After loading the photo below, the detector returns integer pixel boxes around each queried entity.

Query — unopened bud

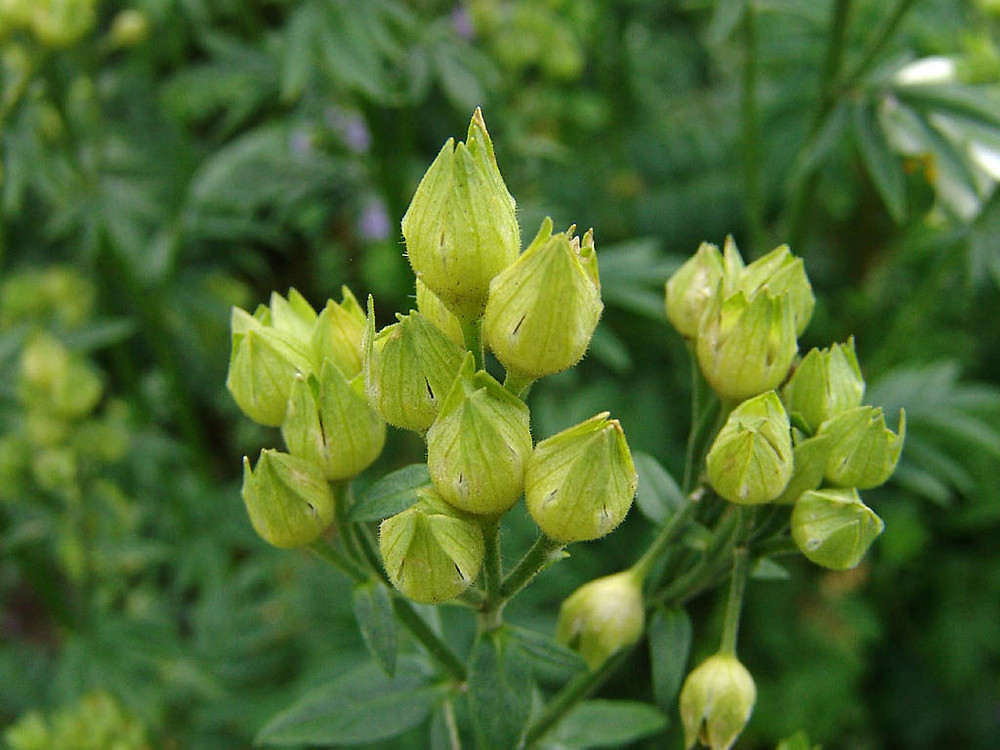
[665,241,725,339]
[401,108,520,320]
[791,488,884,570]
[311,286,366,379]
[362,297,465,432]
[781,338,865,432]
[427,355,532,515]
[267,288,317,350]
[706,392,793,505]
[525,412,637,542]
[19,333,103,420]
[379,487,485,603]
[416,278,464,348]
[696,289,797,403]
[818,406,905,489]
[241,449,334,549]
[108,9,149,48]
[556,570,644,670]
[738,245,815,335]
[772,432,830,505]
[679,653,756,750]
[484,218,602,378]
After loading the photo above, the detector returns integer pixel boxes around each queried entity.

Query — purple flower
[451,6,474,41]
[325,107,371,153]
[358,197,392,241]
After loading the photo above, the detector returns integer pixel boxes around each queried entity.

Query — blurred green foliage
[1,0,998,748]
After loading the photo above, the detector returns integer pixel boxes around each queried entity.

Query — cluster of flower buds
[666,241,905,571]
[228,287,386,549]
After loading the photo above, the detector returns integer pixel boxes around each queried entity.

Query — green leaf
[633,452,685,525]
[507,626,587,675]
[706,0,746,47]
[255,657,441,746]
[751,557,791,580]
[353,582,398,676]
[59,319,137,352]
[467,629,533,750]
[349,464,431,521]
[543,700,668,748]
[895,84,1000,130]
[648,607,691,712]
[854,99,906,223]
[968,190,1000,289]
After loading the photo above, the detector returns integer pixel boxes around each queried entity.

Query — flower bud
[696,289,798,403]
[379,487,485,603]
[706,391,793,505]
[108,9,149,48]
[427,355,532,514]
[19,333,102,420]
[679,653,757,750]
[772,432,830,505]
[362,297,465,432]
[241,449,334,549]
[416,278,464,348]
[401,108,520,320]
[665,241,726,339]
[781,338,865,433]
[226,307,315,426]
[311,286,366,379]
[791,488,884,570]
[483,218,603,378]
[267,288,318,350]
[556,570,644,670]
[817,406,905,489]
[282,361,386,480]
[525,412,637,542]
[738,245,815,335]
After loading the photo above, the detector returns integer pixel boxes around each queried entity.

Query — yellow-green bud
[696,289,798,403]
[772,432,830,505]
[706,392,793,505]
[525,412,637,542]
[379,487,485,603]
[679,653,756,750]
[791,488,884,570]
[226,307,315,426]
[427,355,532,515]
[415,278,464,348]
[362,297,465,432]
[781,338,865,433]
[738,245,815,336]
[19,333,103,420]
[311,286,366,379]
[281,361,386,480]
[817,406,905,489]
[267,288,318,350]
[241,449,334,549]
[26,0,97,47]
[665,241,726,339]
[401,108,520,320]
[483,218,603,378]
[108,9,149,48]
[556,569,644,670]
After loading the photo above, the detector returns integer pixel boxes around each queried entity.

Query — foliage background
[1,0,998,747]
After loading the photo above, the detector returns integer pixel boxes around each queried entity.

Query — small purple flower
[289,128,313,156]
[358,197,392,242]
[325,107,371,153]
[451,5,474,41]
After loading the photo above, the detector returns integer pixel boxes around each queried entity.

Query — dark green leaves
[541,700,668,749]
[353,582,398,675]
[467,629,533,750]
[634,452,685,525]
[349,463,431,522]
[854,99,907,224]
[648,607,692,712]
[255,658,443,746]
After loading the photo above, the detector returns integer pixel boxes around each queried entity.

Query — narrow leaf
[545,700,668,748]
[507,626,587,674]
[634,452,685,525]
[353,582,398,676]
[751,557,791,580]
[648,607,692,712]
[467,629,533,750]
[349,463,431,521]
[854,99,906,223]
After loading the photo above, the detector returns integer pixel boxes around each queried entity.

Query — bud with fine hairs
[679,653,757,750]
[818,405,905,489]
[781,338,865,433]
[556,569,644,670]
[791,487,884,570]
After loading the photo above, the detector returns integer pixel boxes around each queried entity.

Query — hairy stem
[478,516,504,630]
[460,316,485,371]
[719,546,751,656]
[630,491,701,581]
[500,533,565,599]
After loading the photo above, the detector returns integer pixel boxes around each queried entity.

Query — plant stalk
[500,533,565,599]
[460,316,485,371]
[392,598,468,684]
[719,546,751,656]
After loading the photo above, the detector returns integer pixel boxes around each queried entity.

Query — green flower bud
[281,361,386,480]
[379,487,485,603]
[401,108,520,320]
[679,653,757,750]
[311,286,366,379]
[818,406,905,489]
[556,569,644,670]
[427,355,532,514]
[706,392,794,505]
[226,307,315,426]
[772,432,830,505]
[362,297,465,432]
[665,241,726,339]
[696,289,798,403]
[738,245,815,335]
[19,333,102,420]
[108,9,149,48]
[416,278,464,348]
[241,449,334,549]
[267,288,318,349]
[781,338,865,433]
[791,487,884,570]
[483,218,603,378]
[525,412,637,542]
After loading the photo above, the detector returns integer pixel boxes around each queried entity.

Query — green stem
[719,547,750,656]
[741,1,764,254]
[479,516,504,630]
[392,598,468,684]
[630,491,701,581]
[443,698,463,750]
[332,480,364,568]
[307,539,370,583]
[682,346,719,493]
[651,506,742,607]
[752,535,799,559]
[500,534,565,599]
[460,317,485,371]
